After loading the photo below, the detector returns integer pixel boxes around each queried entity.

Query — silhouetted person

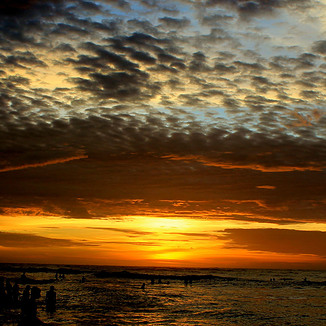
[151,278,154,285]
[0,277,5,311]
[19,286,44,326]
[5,280,13,307]
[45,286,56,313]
[20,272,27,283]
[21,285,30,316]
[141,283,146,290]
[81,276,86,283]
[13,282,20,306]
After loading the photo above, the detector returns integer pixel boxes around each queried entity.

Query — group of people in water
[0,275,56,325]
[140,276,193,290]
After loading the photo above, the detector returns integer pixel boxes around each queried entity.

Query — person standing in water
[19,286,44,326]
[45,286,56,313]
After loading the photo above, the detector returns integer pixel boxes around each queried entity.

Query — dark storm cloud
[220,228,326,257]
[0,231,92,248]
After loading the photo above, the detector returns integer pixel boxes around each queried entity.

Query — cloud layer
[1,0,326,266]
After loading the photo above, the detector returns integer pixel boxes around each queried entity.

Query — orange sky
[1,211,326,269]
[1,0,326,269]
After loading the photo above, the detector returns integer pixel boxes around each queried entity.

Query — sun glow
[1,211,326,268]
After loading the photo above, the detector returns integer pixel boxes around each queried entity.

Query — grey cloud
[204,0,315,18]
[3,52,47,69]
[2,113,326,174]
[130,51,156,64]
[149,64,178,73]
[125,32,165,47]
[127,19,160,35]
[201,13,234,26]
[85,43,140,71]
[78,0,103,12]
[66,54,106,70]
[0,1,65,18]
[51,23,89,36]
[54,43,77,52]
[170,61,186,70]
[70,70,160,101]
[158,53,182,63]
[252,76,273,86]
[312,40,326,55]
[214,63,237,74]
[300,90,320,99]
[106,39,158,65]
[100,0,131,10]
[158,16,191,29]
[5,75,30,86]
[233,60,266,72]
[189,51,212,72]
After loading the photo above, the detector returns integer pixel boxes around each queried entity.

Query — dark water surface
[1,265,326,325]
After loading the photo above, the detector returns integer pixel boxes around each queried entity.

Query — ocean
[1,265,326,325]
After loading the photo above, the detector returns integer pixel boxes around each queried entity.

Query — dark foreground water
[1,265,326,325]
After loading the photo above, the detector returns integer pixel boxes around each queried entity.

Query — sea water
[1,265,326,325]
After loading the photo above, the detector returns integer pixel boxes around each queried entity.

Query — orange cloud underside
[0,154,88,173]
[162,154,324,172]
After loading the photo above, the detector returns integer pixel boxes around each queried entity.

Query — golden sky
[1,0,326,269]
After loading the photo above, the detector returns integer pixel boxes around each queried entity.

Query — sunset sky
[1,0,326,269]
